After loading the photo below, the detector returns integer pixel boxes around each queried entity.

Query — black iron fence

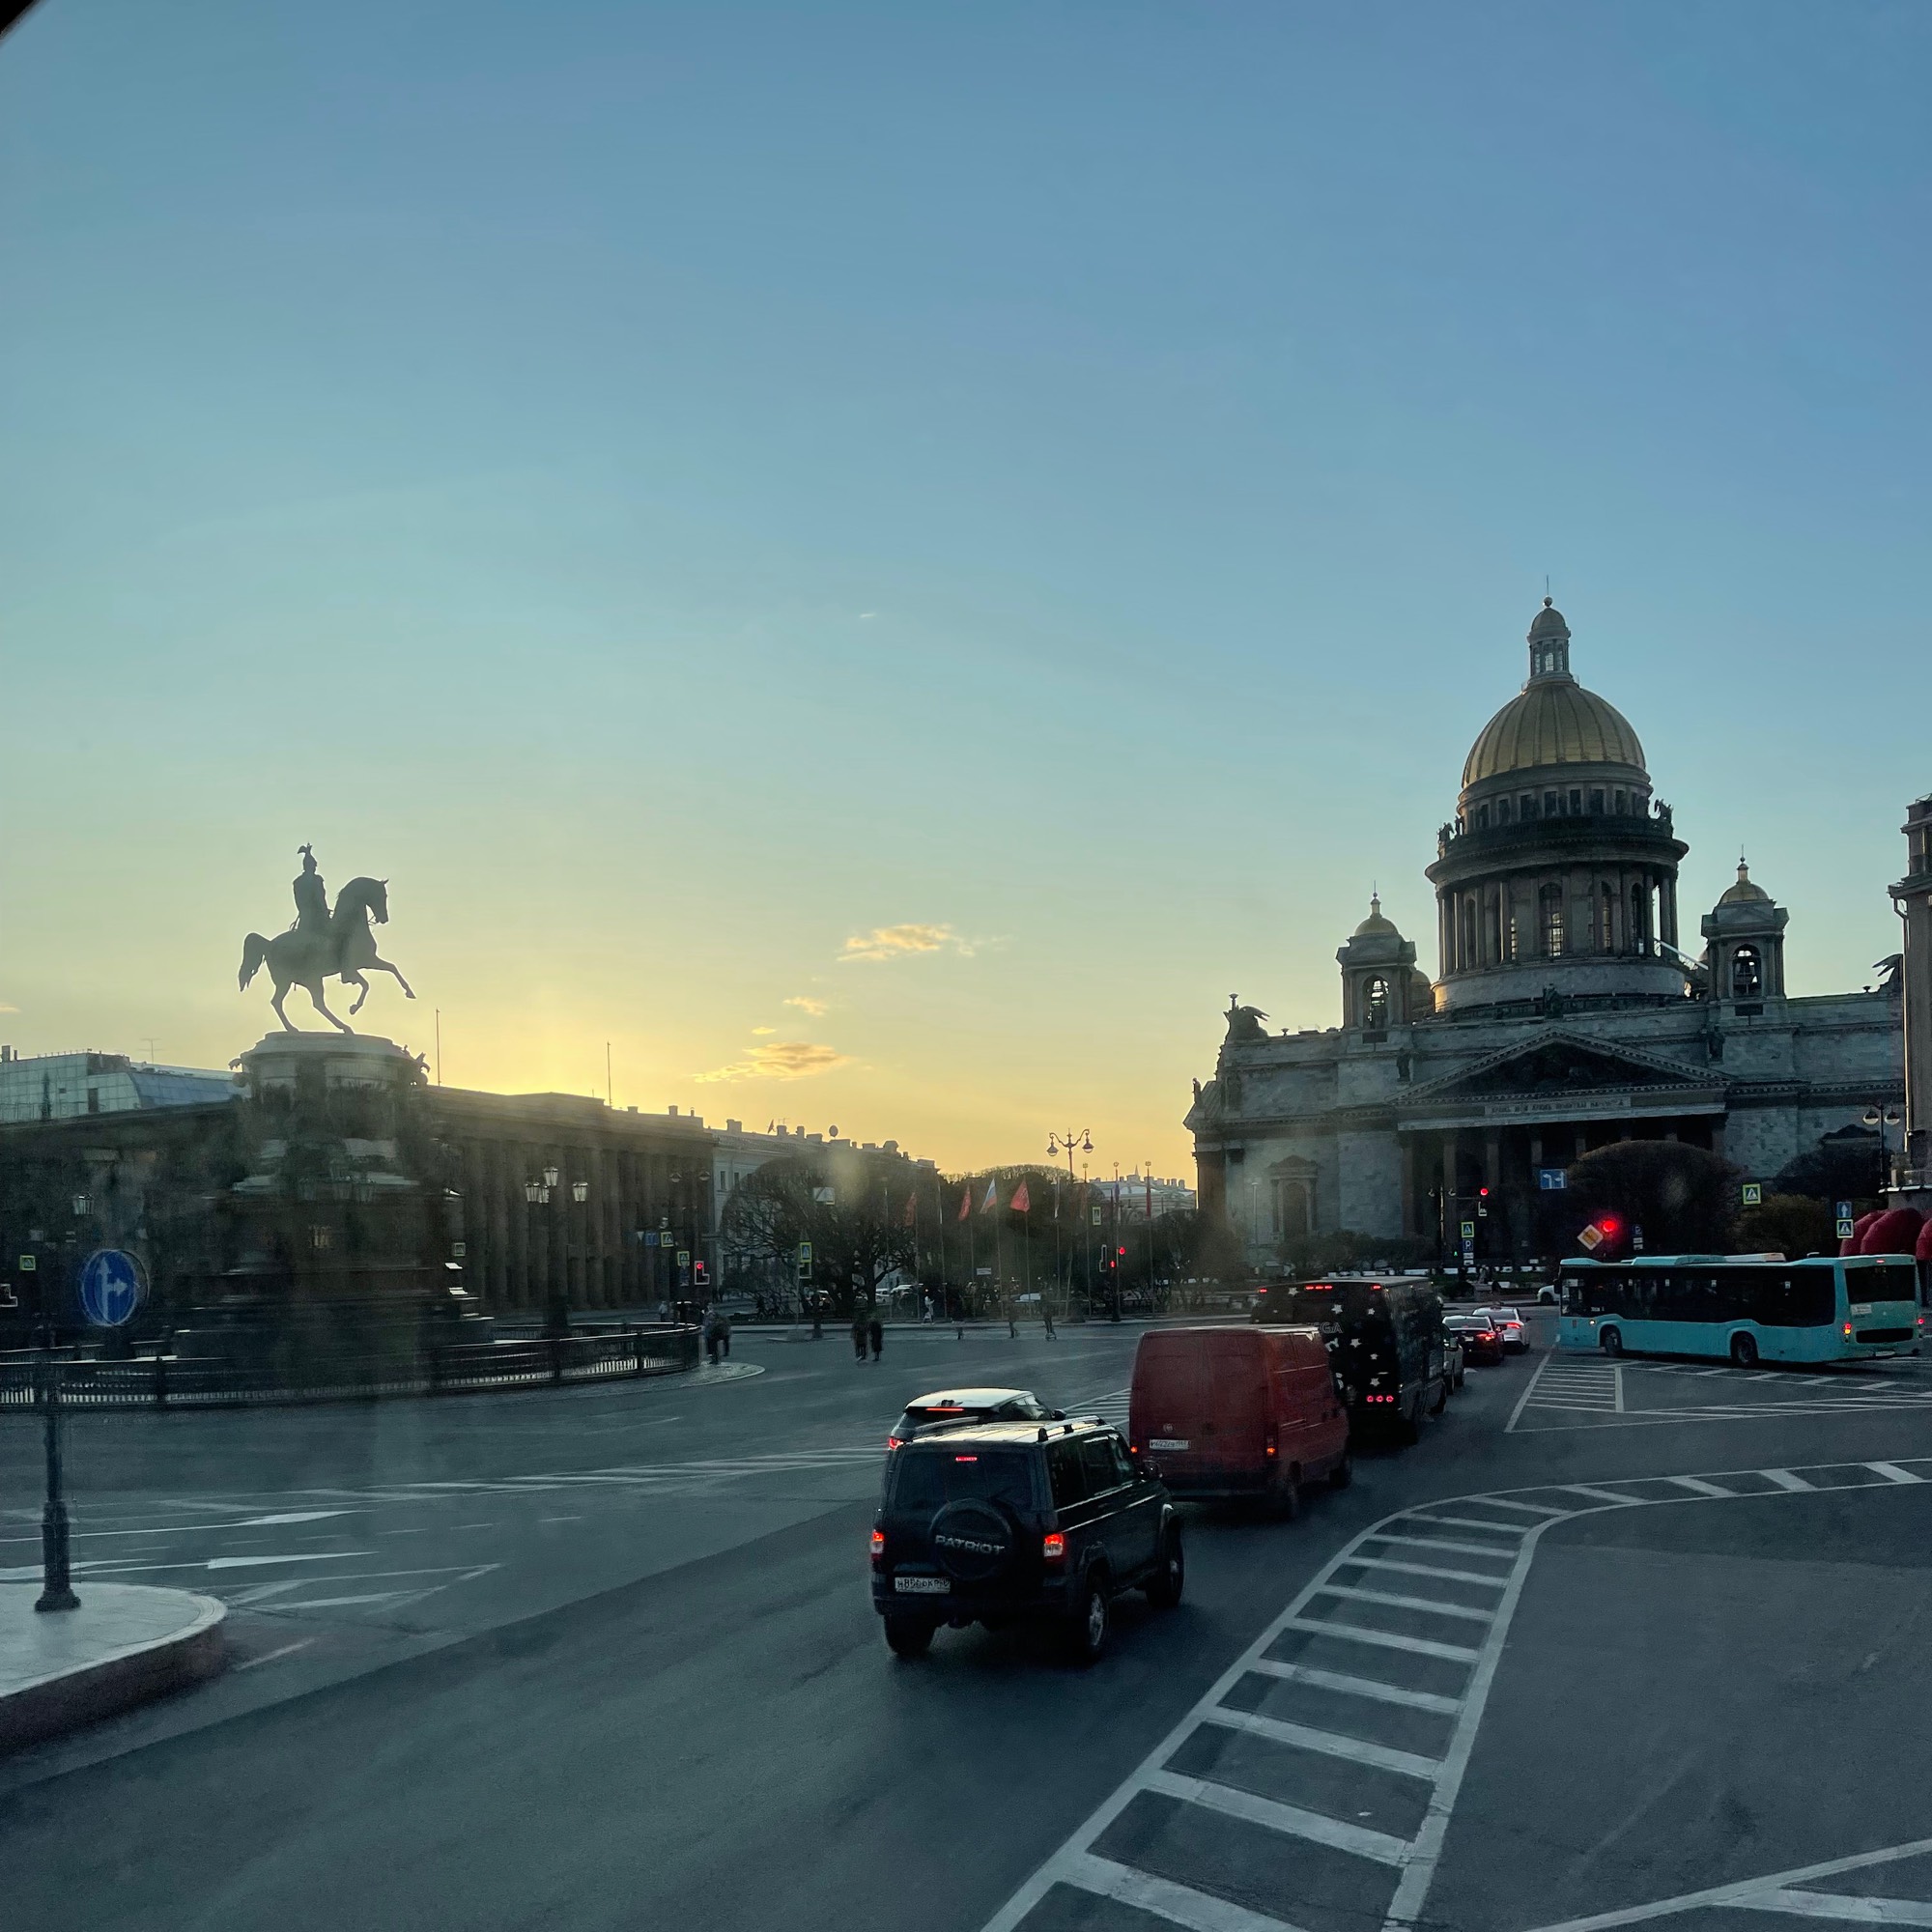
[0,1325,701,1411]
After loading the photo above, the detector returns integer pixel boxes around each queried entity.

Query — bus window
[1851,1263,1918,1308]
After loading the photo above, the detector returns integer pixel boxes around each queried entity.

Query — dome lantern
[1527,597,1572,681]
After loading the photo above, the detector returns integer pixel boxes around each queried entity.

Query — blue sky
[1,1,1926,1169]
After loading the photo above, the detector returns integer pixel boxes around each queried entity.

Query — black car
[1446,1313,1505,1364]
[887,1386,1061,1449]
[869,1418,1183,1662]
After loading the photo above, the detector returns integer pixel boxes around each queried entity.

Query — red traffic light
[1478,1186,1490,1198]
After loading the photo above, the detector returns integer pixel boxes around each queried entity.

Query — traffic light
[694,1260,710,1289]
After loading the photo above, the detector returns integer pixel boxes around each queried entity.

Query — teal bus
[1556,1254,1921,1366]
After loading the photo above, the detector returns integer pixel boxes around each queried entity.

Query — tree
[1537,1141,1739,1259]
[1774,1128,1884,1208]
[718,1149,918,1317]
[1736,1192,1835,1261]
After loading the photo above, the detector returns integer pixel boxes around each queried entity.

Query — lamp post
[1047,1129,1093,1318]
[526,1163,566,1339]
[34,1222,76,1612]
[1863,1105,1905,1190]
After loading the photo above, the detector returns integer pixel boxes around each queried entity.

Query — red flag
[1009,1180,1031,1214]
[957,1188,972,1222]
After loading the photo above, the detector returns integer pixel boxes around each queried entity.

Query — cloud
[751,1026,776,1036]
[695,1040,853,1084]
[838,923,971,964]
[783,994,830,1016]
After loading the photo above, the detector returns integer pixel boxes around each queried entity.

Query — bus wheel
[1599,1326,1623,1357]
[1730,1333,1759,1368]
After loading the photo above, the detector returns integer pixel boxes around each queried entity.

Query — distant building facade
[0,1046,235,1124]
[1186,602,1904,1264]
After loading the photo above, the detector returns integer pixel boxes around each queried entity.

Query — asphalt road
[7,1315,1932,1932]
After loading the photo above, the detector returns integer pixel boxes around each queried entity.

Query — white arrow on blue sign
[78,1248,148,1328]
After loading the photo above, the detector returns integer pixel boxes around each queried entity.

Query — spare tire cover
[927,1499,1016,1583]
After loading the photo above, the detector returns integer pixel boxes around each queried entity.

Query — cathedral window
[1364,978,1389,1028]
[1569,788,1583,814]
[1732,946,1762,999]
[1476,804,1490,830]
[1590,788,1605,814]
[1541,884,1566,958]
[1545,790,1559,817]
[1496,797,1512,824]
[1614,789,1627,813]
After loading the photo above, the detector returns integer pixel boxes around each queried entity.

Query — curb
[1,1585,227,1753]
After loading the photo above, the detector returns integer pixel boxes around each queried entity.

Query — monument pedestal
[209,1033,475,1370]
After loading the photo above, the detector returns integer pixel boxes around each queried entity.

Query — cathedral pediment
[1404,1030,1719,1108]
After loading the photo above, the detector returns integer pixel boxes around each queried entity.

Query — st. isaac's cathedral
[1185,599,1904,1262]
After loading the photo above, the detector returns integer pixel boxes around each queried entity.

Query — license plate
[1851,1304,1872,1316]
[1150,1437,1189,1451]
[895,1575,951,1595]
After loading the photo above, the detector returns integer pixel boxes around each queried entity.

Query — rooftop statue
[239,843,416,1034]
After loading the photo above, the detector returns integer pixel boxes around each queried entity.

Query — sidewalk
[1,1583,226,1752]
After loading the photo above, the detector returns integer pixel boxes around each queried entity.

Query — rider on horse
[293,843,331,943]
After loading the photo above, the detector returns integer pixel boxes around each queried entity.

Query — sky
[1,1,1927,1175]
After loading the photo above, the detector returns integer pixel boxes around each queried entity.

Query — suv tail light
[1264,1427,1278,1460]
[886,1435,902,1449]
[869,1529,885,1566]
[1041,1532,1066,1564]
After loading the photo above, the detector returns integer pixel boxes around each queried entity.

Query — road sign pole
[35,1263,77,1611]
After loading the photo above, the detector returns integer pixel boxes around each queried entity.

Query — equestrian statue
[239,843,416,1034]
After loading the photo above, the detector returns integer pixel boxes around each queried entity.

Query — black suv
[869,1418,1183,1662]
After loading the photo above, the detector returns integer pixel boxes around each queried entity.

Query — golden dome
[1352,893,1400,938]
[1719,859,1770,905]
[1462,678,1646,788]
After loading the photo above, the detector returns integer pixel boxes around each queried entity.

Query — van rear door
[1131,1329,1266,1487]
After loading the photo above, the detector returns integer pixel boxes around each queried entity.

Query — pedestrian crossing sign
[1836,1216,1856,1239]
[1459,1220,1476,1240]
[1741,1182,1763,1207]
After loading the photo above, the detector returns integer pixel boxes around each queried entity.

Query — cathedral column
[1400,1137,1417,1236]
[1661,874,1680,950]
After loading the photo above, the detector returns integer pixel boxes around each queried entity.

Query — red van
[1128,1325,1350,1512]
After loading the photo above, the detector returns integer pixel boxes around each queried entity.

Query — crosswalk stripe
[1403,1515,1527,1536]
[1315,1584,1495,1623]
[1736,1888,1932,1923]
[1564,1485,1647,1505]
[1246,1660,1462,1715]
[1479,1498,1572,1517]
[1866,1463,1926,1486]
[1278,1617,1480,1664]
[1349,1557,1510,1589]
[1142,1769,1412,1866]
[1058,1852,1304,1932]
[1367,1533,1519,1562]
[1200,1705,1442,1779]
[1665,1476,1735,1498]
[1762,1468,1816,1491]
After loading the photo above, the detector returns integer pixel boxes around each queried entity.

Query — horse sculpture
[239,875,415,1034]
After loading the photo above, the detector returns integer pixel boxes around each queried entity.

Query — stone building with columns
[1187,600,1904,1264]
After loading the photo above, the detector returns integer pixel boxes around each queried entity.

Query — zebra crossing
[978,1455,1932,1932]
[1513,1350,1932,1432]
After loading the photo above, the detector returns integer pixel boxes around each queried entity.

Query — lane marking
[1199,1706,1441,1780]
[236,1638,317,1671]
[1519,1832,1932,1931]
[1505,1351,1557,1434]
[1614,1365,1624,1412]
[1143,1768,1413,1866]
[1403,1515,1527,1536]
[1480,1498,1571,1518]
[1246,1661,1461,1715]
[1747,1889,1932,1922]
[1763,1469,1817,1492]
[1563,1486,1647,1505]
[1664,1476,1734,1498]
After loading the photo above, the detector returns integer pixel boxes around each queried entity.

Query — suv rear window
[892,1448,1036,1514]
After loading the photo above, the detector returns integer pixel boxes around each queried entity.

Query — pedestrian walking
[868,1314,884,1362]
[1004,1294,1017,1340]
[1042,1302,1057,1340]
[851,1311,868,1362]
[703,1308,720,1365]
[715,1306,731,1359]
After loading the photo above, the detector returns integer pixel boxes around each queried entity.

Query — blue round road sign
[78,1248,147,1328]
